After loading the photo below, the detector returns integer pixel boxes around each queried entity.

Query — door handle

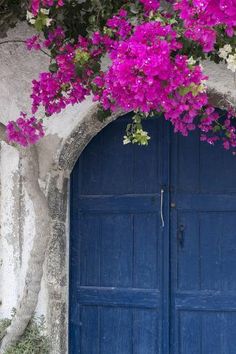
[160,189,164,227]
[177,224,185,248]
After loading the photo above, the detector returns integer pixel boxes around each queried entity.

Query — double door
[70,114,236,353]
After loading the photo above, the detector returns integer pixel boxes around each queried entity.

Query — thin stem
[39,48,52,58]
[0,39,25,45]
[0,39,52,58]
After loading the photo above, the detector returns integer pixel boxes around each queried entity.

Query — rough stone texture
[46,172,69,353]
[204,61,236,108]
[57,105,122,171]
[46,220,68,354]
[47,172,69,223]
[0,21,236,354]
[0,24,48,124]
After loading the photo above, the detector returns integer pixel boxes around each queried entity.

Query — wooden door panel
[70,114,166,354]
[76,213,160,289]
[77,117,161,196]
[76,306,160,354]
[171,128,236,354]
[178,311,236,354]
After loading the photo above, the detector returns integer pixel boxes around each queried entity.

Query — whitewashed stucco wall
[0,23,97,321]
[0,21,235,353]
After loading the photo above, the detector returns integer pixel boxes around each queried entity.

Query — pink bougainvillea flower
[31,0,64,15]
[175,0,236,52]
[139,0,160,12]
[11,0,236,150]
[25,35,42,51]
[6,113,45,146]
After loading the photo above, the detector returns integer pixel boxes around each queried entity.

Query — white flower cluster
[187,56,197,66]
[26,11,36,24]
[26,9,52,27]
[123,129,151,145]
[218,44,236,73]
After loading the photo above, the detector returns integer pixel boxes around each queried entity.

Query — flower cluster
[29,28,106,116]
[28,16,212,141]
[6,113,44,146]
[106,9,132,40]
[31,62,88,116]
[200,107,236,151]
[31,0,64,16]
[92,21,212,140]
[174,0,236,52]
[219,44,236,72]
[5,0,236,152]
[139,0,160,13]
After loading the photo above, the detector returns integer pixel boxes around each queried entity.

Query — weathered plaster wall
[0,21,235,354]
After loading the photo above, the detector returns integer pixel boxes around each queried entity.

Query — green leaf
[169,18,177,24]
[212,125,221,133]
[97,108,111,122]
[75,63,84,78]
[90,61,101,73]
[130,3,139,14]
[179,86,192,96]
[49,63,58,73]
[34,17,44,31]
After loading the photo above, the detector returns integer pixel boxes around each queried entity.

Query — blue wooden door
[171,129,236,353]
[70,114,236,353]
[70,115,170,353]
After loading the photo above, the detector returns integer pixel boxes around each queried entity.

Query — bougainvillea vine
[5,0,236,150]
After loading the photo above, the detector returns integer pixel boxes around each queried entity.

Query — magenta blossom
[10,0,236,151]
[26,35,42,51]
[139,0,160,12]
[175,0,236,52]
[31,0,64,15]
[6,113,45,146]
